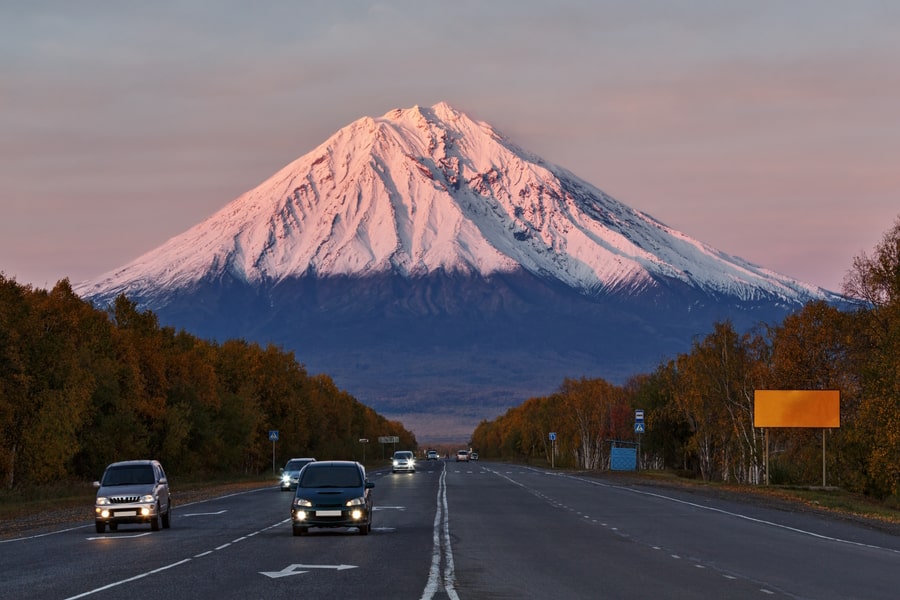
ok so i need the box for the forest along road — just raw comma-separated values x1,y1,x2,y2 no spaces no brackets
2,462,899,600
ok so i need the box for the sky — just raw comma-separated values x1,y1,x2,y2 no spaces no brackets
2,1,898,294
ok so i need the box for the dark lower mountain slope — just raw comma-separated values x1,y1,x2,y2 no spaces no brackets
142,269,800,442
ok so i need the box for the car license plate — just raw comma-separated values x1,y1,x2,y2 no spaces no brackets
317,510,341,517
116,510,137,517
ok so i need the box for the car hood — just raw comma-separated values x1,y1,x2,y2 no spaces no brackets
97,484,155,498
297,488,364,503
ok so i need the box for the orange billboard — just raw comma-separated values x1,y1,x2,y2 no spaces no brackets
754,390,840,428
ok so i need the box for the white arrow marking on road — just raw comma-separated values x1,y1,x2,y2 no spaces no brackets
260,564,358,579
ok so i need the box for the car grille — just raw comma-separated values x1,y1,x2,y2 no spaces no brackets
110,496,141,503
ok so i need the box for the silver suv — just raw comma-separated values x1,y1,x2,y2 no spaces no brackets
94,460,171,533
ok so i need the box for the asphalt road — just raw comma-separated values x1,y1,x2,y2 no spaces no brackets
2,460,899,599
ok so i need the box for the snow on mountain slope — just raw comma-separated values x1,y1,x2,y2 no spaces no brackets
75,102,839,306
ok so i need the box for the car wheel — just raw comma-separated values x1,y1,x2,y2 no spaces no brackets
293,526,307,536
162,506,171,529
95,521,106,534
109,522,118,531
151,507,161,531
359,522,369,536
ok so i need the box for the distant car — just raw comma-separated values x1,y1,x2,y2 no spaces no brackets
469,452,479,461
281,457,317,491
291,461,374,536
392,450,416,473
426,450,439,460
456,450,469,462
94,460,171,533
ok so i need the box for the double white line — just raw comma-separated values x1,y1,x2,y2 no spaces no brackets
420,464,459,600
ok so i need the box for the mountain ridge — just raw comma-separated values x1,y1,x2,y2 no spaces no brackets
76,102,840,307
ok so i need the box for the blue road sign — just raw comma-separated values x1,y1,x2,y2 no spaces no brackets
549,432,557,441
269,430,279,441
634,422,645,433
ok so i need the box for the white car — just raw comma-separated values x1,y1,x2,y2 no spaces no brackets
455,450,469,462
392,450,416,473
94,460,171,533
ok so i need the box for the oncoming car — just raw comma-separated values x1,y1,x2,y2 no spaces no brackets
392,450,416,473
94,460,171,533
280,457,316,491
291,461,374,536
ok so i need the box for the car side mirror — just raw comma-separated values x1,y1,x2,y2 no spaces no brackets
158,477,167,485
92,481,100,489
365,481,375,489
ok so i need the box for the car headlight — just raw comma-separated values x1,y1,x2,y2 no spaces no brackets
281,473,291,482
96,497,109,506
294,498,313,508
140,494,154,503
392,460,399,466
345,496,366,507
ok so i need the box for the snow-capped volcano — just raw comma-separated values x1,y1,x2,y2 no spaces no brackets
76,102,838,307
75,102,846,442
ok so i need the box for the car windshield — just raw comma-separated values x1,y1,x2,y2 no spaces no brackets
394,452,412,459
299,466,362,488
285,460,310,471
102,465,155,486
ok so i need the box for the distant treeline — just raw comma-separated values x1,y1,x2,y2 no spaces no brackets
473,217,900,500
0,280,415,489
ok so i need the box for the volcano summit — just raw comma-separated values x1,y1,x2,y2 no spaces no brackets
76,102,843,442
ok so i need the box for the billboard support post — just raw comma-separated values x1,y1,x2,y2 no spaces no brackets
754,390,839,488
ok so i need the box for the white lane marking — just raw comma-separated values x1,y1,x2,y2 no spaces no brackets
86,532,152,541
0,524,92,544
181,510,227,517
63,518,291,599
64,559,191,599
420,463,459,600
569,475,900,555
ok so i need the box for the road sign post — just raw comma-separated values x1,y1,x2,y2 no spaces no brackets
634,410,644,471
359,438,369,465
549,432,557,468
269,430,279,472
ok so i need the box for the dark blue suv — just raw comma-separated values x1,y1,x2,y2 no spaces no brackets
291,461,374,536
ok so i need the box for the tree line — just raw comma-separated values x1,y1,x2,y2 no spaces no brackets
472,217,900,501
0,281,415,489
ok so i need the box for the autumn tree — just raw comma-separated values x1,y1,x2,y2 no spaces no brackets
842,215,900,498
